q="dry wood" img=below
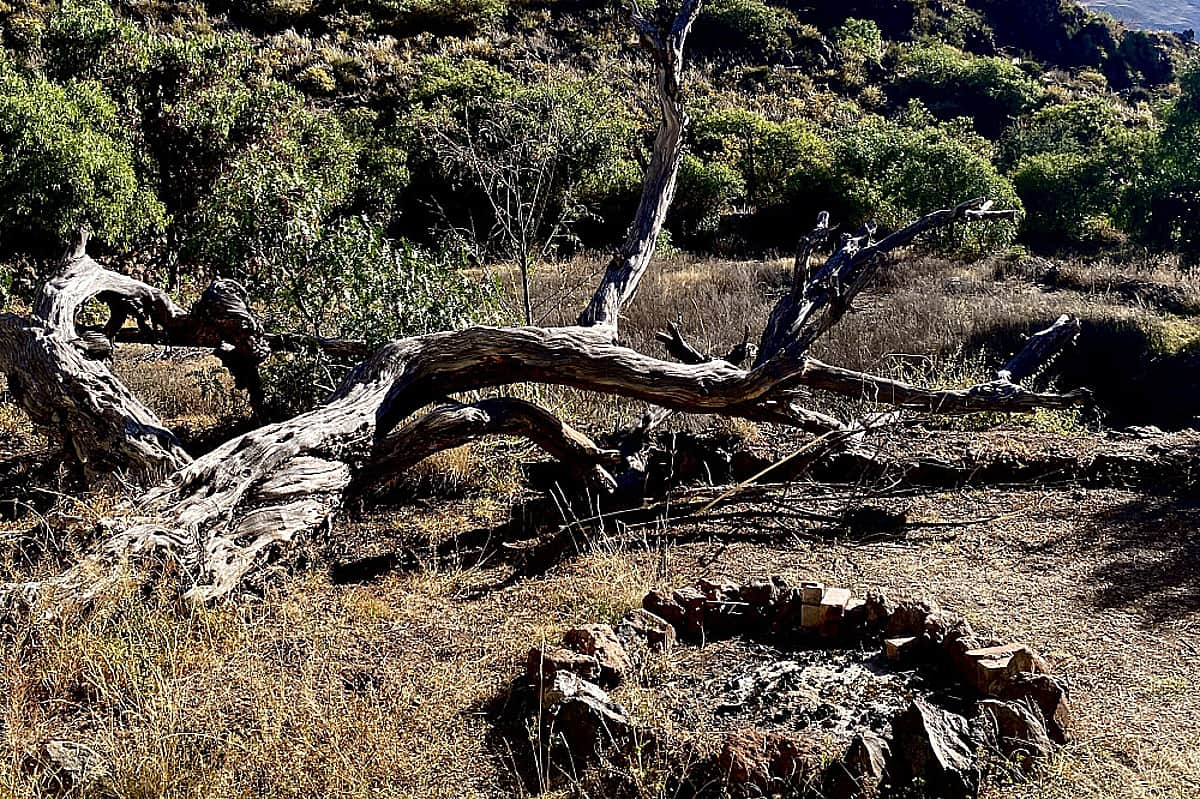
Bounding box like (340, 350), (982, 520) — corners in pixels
(0, 3), (1093, 608)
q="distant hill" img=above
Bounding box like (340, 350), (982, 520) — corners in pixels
(1082, 1), (1200, 31)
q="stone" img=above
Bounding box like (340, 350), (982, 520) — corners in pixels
(740, 577), (778, 608)
(615, 608), (676, 651)
(885, 599), (935, 638)
(800, 581), (825, 604)
(23, 740), (108, 795)
(923, 610), (971, 646)
(891, 699), (980, 799)
(527, 646), (600, 685)
(843, 597), (868, 629)
(800, 602), (823, 630)
(643, 589), (685, 628)
(673, 585), (708, 635)
(541, 671), (631, 757)
(823, 731), (890, 799)
(819, 587), (852, 635)
(884, 636), (920, 663)
(962, 643), (1039, 696)
(562, 624), (631, 688)
(998, 672), (1072, 744)
(698, 576), (740, 601)
(979, 699), (1054, 770)
(864, 590), (895, 628)
(717, 728), (825, 793)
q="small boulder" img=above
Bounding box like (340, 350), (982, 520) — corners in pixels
(886, 599), (935, 638)
(23, 740), (108, 795)
(998, 672), (1072, 744)
(643, 589), (686, 628)
(562, 624), (631, 688)
(615, 608), (676, 651)
(979, 699), (1054, 770)
(962, 643), (1040, 696)
(527, 646), (600, 685)
(717, 728), (825, 794)
(884, 636), (921, 663)
(541, 671), (632, 757)
(864, 590), (895, 628)
(891, 699), (980, 799)
(823, 731), (891, 799)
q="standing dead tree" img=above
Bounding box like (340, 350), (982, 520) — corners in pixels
(0, 0), (1086, 609)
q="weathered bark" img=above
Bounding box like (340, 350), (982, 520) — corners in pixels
(578, 0), (701, 330)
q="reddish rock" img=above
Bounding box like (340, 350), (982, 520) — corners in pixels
(739, 577), (779, 607)
(527, 646), (600, 685)
(562, 624), (631, 688)
(717, 728), (825, 793)
(698, 576), (740, 601)
(884, 635), (920, 663)
(979, 699), (1054, 770)
(800, 581), (825, 604)
(616, 608), (676, 651)
(643, 589), (685, 628)
(885, 599), (935, 638)
(672, 586), (707, 635)
(819, 587), (852, 635)
(999, 672), (1072, 744)
(864, 590), (895, 628)
(962, 643), (1040, 696)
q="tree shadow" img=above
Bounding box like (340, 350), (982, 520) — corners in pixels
(1077, 493), (1200, 623)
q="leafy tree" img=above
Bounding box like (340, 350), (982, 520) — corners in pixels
(827, 113), (1022, 252)
(1133, 66), (1200, 262)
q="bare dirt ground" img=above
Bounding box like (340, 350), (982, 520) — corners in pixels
(4, 252), (1200, 798)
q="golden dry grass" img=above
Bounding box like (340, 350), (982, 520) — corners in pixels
(4, 251), (1200, 797)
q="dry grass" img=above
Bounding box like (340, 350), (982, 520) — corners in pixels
(4, 249), (1200, 797)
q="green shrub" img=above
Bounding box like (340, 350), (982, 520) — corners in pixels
(828, 114), (1022, 252)
(0, 52), (164, 254)
(1132, 67), (1200, 262)
(692, 0), (795, 58)
(893, 41), (1044, 137)
(259, 218), (498, 415)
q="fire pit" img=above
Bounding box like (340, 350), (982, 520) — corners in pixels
(517, 576), (1071, 798)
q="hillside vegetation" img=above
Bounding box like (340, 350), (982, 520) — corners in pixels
(0, 0), (1198, 335)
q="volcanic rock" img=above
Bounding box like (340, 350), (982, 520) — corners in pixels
(615, 608), (676, 651)
(998, 672), (1072, 744)
(891, 699), (980, 799)
(541, 671), (631, 757)
(562, 624), (631, 687)
(979, 698), (1054, 769)
(717, 728), (825, 794)
(527, 646), (601, 685)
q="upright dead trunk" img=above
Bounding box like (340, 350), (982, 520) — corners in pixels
(579, 0), (701, 330)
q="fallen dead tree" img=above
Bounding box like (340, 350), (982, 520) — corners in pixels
(0, 0), (1088, 608)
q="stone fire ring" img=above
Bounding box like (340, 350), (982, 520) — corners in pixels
(522, 575), (1072, 798)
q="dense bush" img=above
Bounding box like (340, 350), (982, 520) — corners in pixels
(826, 113), (1022, 251)
(0, 51), (164, 254)
(892, 41), (1044, 137)
(691, 0), (796, 58)
(1133, 66), (1200, 262)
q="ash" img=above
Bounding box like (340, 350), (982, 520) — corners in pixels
(710, 644), (927, 738)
